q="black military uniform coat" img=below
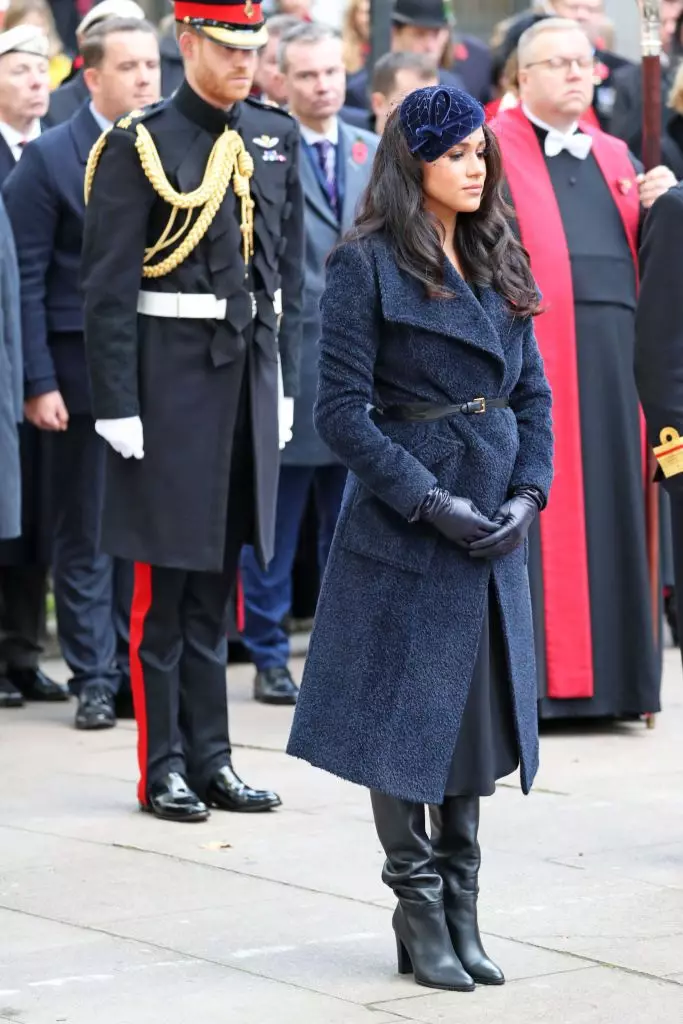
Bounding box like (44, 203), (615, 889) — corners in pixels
(636, 183), (683, 620)
(82, 82), (304, 573)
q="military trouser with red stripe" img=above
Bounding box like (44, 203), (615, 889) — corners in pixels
(129, 394), (255, 807)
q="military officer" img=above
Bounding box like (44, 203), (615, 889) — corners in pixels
(636, 182), (683, 663)
(82, 0), (304, 822)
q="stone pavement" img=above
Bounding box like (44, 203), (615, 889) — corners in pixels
(1, 647), (682, 1024)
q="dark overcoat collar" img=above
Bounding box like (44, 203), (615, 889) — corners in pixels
(69, 102), (103, 164)
(373, 235), (509, 368)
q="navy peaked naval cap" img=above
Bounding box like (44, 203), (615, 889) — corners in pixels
(400, 86), (486, 163)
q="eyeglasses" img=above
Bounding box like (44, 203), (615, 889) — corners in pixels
(523, 56), (596, 72)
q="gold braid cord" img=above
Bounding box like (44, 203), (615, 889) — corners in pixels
(84, 129), (111, 206)
(84, 123), (255, 277)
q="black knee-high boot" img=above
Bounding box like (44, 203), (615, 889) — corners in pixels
(370, 790), (475, 992)
(429, 795), (504, 985)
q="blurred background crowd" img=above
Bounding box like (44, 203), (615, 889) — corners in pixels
(0, 0), (680, 730)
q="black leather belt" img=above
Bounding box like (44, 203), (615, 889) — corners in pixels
(375, 398), (510, 422)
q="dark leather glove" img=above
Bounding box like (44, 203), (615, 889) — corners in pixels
(468, 488), (542, 559)
(414, 487), (498, 548)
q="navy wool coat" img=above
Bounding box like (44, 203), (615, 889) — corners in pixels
(287, 236), (554, 804)
(0, 196), (22, 540)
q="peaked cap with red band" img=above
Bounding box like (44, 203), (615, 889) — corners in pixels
(175, 0), (267, 50)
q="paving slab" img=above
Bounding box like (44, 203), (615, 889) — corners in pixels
(103, 890), (586, 1005)
(373, 966), (683, 1023)
(1, 645), (682, 1021)
(0, 931), (406, 1024)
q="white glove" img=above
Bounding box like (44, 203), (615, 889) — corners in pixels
(277, 355), (294, 450)
(95, 416), (145, 460)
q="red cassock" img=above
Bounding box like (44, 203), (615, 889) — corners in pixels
(493, 106), (642, 702)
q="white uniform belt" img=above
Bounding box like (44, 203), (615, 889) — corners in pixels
(137, 292), (228, 319)
(137, 288), (283, 320)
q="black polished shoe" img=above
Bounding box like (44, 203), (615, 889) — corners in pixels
(253, 666), (299, 705)
(143, 773), (210, 823)
(206, 764), (282, 812)
(8, 667), (69, 702)
(75, 686), (116, 730)
(0, 678), (25, 708)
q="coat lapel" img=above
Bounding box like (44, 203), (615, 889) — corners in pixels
(70, 104), (102, 165)
(339, 121), (370, 232)
(374, 239), (507, 367)
(0, 134), (16, 186)
(300, 139), (338, 231)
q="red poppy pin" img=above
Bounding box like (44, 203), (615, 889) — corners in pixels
(352, 139), (369, 165)
(453, 42), (469, 62)
(618, 178), (634, 195)
(594, 61), (610, 83)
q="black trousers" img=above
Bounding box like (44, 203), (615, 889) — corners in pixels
(0, 422), (49, 674)
(51, 414), (131, 696)
(0, 565), (46, 673)
(130, 389), (255, 805)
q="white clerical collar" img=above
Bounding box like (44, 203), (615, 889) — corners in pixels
(522, 103), (578, 139)
(0, 117), (40, 160)
(89, 102), (113, 133)
(299, 119), (339, 147)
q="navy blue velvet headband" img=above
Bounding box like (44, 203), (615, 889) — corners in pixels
(399, 86), (486, 163)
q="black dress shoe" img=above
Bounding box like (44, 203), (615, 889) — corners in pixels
(8, 667), (70, 702)
(206, 764), (282, 812)
(0, 678), (25, 708)
(254, 666), (299, 705)
(143, 773), (210, 822)
(75, 686), (116, 730)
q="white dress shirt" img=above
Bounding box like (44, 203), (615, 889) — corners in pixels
(0, 118), (41, 162)
(522, 103), (593, 161)
(299, 119), (339, 148)
(89, 103), (113, 133)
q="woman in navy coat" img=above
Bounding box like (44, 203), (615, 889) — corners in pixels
(287, 87), (554, 992)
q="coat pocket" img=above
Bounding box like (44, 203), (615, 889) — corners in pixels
(340, 432), (464, 574)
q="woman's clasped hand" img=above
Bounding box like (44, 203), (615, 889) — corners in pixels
(417, 486), (540, 558)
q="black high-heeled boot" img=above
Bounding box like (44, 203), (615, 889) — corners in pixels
(430, 796), (504, 986)
(370, 790), (475, 992)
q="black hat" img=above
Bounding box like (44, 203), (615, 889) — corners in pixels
(175, 0), (267, 50)
(392, 0), (448, 31)
(490, 13), (550, 86)
(400, 85), (485, 163)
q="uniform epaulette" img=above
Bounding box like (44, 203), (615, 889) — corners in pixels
(244, 96), (295, 123)
(114, 99), (167, 132)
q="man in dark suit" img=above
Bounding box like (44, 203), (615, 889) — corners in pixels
(368, 51), (438, 134)
(44, 0), (146, 128)
(0, 24), (67, 708)
(449, 30), (493, 104)
(239, 21), (376, 704)
(345, 0), (463, 112)
(4, 16), (161, 729)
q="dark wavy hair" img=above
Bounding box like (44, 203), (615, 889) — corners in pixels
(348, 109), (540, 317)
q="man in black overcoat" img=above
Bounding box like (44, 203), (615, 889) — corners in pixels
(4, 17), (161, 730)
(82, 0), (304, 822)
(636, 182), (683, 663)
